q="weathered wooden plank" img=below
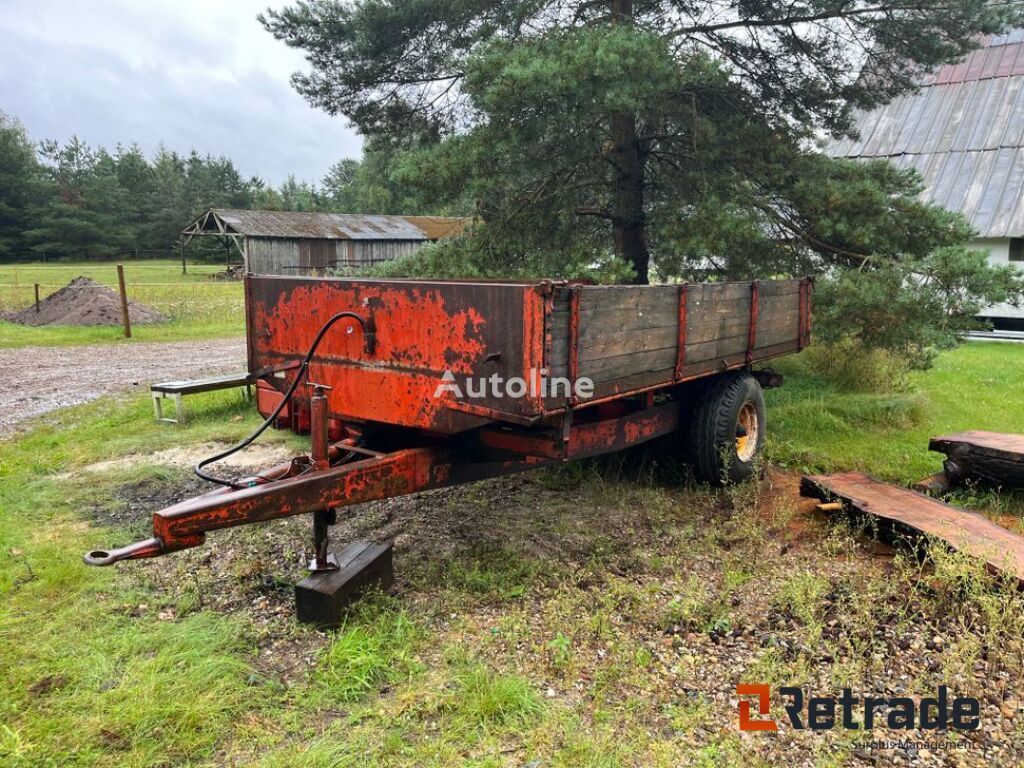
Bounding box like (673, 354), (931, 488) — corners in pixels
(757, 303), (800, 336)
(689, 282), (755, 303)
(584, 368), (677, 402)
(551, 323), (674, 358)
(152, 372), (252, 395)
(927, 431), (1024, 488)
(676, 341), (798, 380)
(294, 540), (395, 628)
(684, 297), (752, 320)
(576, 325), (680, 362)
(692, 307), (799, 345)
(759, 292), (801, 312)
(578, 285), (680, 313)
(552, 304), (678, 334)
(683, 334), (749, 364)
(552, 284), (789, 318)
(559, 340), (799, 405)
(758, 280), (802, 297)
(930, 430), (1024, 458)
(553, 300), (677, 320)
(550, 323), (800, 373)
(554, 292), (795, 339)
(757, 321), (805, 348)
(548, 361), (569, 378)
(800, 472), (1024, 587)
(686, 325), (790, 361)
(580, 347), (678, 383)
(549, 305), (799, 364)
(545, 279), (805, 388)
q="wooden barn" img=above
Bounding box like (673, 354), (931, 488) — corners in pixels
(829, 29), (1024, 330)
(181, 209), (468, 275)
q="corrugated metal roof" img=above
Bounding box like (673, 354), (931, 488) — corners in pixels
(828, 33), (1024, 237)
(191, 209), (468, 241)
(400, 215), (467, 240)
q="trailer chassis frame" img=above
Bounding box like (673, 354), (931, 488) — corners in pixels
(84, 393), (683, 567)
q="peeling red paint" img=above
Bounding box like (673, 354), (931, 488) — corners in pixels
(248, 277), (543, 432)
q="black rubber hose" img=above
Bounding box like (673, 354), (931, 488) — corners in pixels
(194, 311), (371, 489)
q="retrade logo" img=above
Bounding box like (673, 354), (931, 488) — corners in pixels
(737, 684), (777, 731)
(737, 684), (981, 732)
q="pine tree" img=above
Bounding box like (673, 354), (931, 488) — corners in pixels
(263, 0), (1023, 283)
(0, 112), (47, 259)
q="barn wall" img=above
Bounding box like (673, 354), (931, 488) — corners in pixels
(246, 237), (427, 275)
(247, 238), (300, 275)
(348, 240), (424, 266)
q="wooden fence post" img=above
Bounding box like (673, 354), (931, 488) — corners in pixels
(34, 283), (40, 313)
(116, 264), (132, 338)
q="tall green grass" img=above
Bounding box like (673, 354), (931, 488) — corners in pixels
(0, 391), (291, 766)
(767, 342), (1024, 500)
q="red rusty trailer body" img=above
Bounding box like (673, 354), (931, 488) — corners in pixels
(246, 275), (811, 434)
(85, 275), (811, 574)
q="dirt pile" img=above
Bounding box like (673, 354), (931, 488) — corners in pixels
(8, 276), (165, 326)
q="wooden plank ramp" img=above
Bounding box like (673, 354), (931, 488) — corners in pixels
(800, 472), (1024, 587)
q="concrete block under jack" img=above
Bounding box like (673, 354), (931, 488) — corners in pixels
(294, 540), (394, 629)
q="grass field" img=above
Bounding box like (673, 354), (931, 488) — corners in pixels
(1, 344), (1023, 766)
(768, 342), (1024, 495)
(0, 261), (244, 346)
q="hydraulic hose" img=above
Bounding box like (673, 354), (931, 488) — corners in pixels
(194, 311), (374, 489)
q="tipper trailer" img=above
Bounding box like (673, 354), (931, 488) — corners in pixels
(85, 275), (811, 594)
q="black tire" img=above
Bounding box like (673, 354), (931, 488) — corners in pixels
(688, 371), (765, 485)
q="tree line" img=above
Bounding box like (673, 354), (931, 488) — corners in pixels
(0, 112), (422, 263)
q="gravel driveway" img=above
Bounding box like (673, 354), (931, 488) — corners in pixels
(0, 337), (246, 437)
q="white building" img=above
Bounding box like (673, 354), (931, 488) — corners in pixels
(829, 30), (1024, 329)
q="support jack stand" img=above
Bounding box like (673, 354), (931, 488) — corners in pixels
(294, 383), (393, 628)
(294, 539), (394, 629)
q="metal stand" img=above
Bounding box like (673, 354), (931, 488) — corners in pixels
(308, 383), (339, 572)
(296, 383), (395, 628)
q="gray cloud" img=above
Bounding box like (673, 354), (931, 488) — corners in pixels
(0, 0), (362, 185)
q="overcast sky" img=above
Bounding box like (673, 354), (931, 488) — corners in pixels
(0, 0), (363, 185)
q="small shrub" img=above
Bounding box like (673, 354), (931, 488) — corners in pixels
(802, 339), (911, 392)
(824, 391), (927, 430)
(546, 632), (573, 669)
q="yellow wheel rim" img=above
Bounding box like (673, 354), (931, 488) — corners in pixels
(736, 401), (759, 462)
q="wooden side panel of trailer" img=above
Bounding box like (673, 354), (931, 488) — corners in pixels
(545, 279), (808, 404)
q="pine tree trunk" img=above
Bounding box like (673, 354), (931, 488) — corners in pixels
(610, 111), (649, 285)
(609, 0), (650, 285)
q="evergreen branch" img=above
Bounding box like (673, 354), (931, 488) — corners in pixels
(674, 3), (986, 36)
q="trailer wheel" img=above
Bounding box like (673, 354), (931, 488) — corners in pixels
(688, 372), (765, 485)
